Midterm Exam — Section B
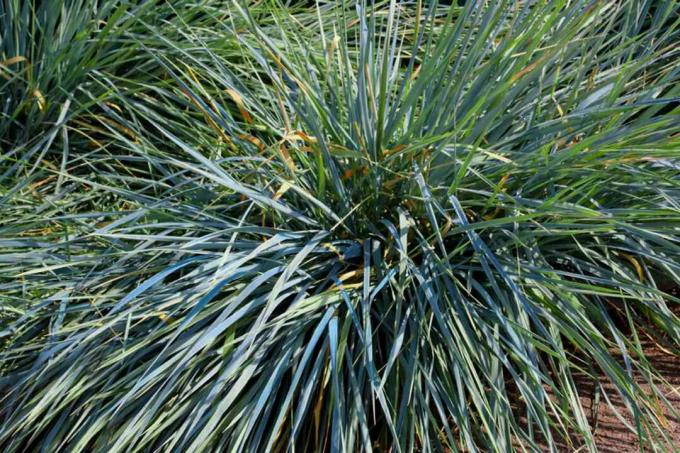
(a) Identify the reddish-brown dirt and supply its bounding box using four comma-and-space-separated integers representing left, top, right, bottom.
512, 339, 680, 452
550, 299, 680, 452
567, 342, 680, 453
511, 293, 680, 452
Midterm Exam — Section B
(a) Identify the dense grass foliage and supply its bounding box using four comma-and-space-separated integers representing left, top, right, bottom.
1, 1, 679, 451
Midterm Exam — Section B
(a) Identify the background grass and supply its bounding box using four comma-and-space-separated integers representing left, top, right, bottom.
1, 0, 679, 451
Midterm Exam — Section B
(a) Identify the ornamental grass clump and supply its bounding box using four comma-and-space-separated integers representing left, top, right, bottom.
1, 1, 679, 451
